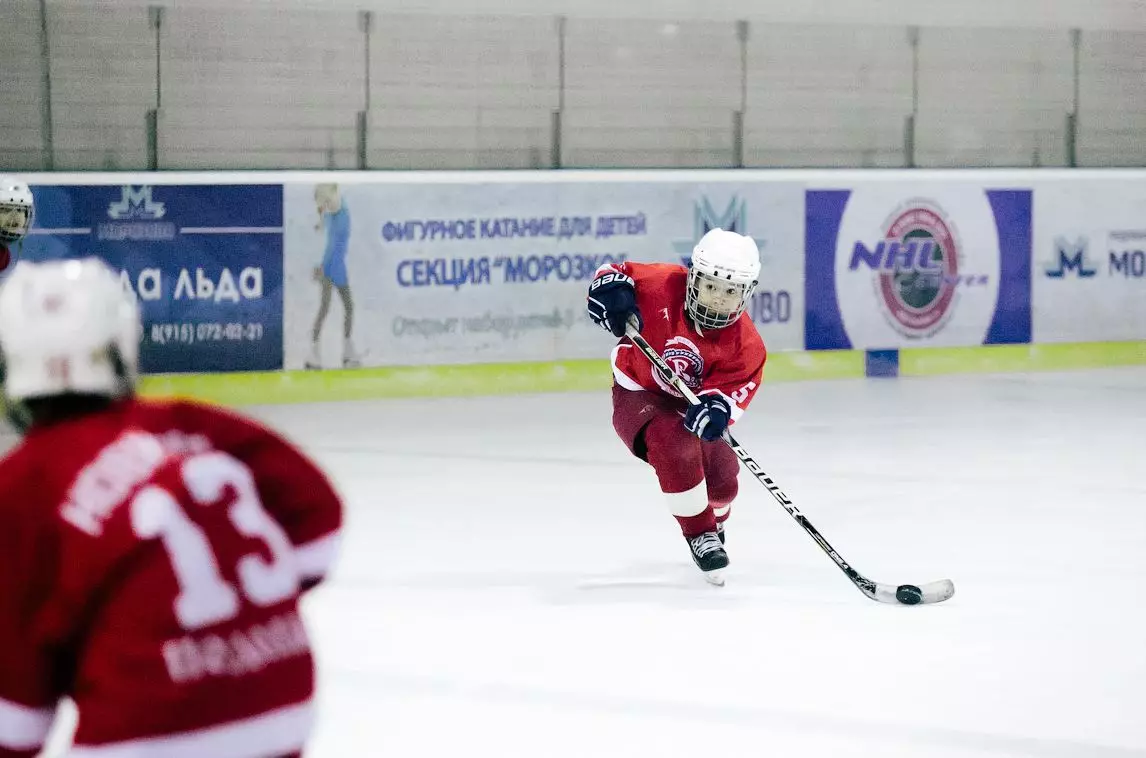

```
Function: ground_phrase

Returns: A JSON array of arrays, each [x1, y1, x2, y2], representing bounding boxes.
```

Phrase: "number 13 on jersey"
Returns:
[[131, 451, 300, 632]]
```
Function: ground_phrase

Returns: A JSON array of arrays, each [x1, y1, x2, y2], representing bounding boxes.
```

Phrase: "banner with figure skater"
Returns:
[[298, 183, 361, 369], [283, 178, 803, 369]]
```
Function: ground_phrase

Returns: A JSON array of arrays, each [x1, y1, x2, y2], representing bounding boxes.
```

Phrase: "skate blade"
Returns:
[[702, 570, 725, 587]]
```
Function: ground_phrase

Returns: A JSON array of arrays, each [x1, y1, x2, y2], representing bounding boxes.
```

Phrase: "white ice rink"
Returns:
[[40, 367, 1146, 757], [272, 366, 1146, 758]]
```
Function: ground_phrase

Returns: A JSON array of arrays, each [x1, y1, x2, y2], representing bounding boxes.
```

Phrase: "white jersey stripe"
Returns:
[[0, 696, 54, 751], [295, 531, 341, 581], [610, 344, 644, 392], [69, 701, 312, 758]]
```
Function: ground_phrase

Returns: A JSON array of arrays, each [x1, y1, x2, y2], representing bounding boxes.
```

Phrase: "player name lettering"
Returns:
[[162, 610, 310, 684], [60, 430, 213, 537]]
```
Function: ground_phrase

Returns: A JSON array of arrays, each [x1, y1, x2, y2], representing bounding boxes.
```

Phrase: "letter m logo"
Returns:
[[108, 186, 166, 220], [1045, 237, 1096, 278]]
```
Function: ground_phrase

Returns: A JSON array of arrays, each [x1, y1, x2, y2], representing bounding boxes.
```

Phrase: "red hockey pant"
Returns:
[[611, 385, 739, 536]]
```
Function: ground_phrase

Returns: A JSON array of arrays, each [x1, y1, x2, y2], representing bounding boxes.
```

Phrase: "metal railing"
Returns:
[[7, 3, 1143, 172]]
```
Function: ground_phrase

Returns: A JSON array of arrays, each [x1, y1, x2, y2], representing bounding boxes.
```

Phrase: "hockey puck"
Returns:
[[896, 584, 923, 605]]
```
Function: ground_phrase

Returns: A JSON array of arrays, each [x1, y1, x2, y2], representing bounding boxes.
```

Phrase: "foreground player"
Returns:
[[587, 229, 766, 584], [0, 176, 34, 277], [0, 259, 343, 757], [306, 182, 361, 369]]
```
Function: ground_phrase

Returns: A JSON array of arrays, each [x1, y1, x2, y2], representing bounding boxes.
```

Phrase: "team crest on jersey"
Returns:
[[656, 336, 704, 396]]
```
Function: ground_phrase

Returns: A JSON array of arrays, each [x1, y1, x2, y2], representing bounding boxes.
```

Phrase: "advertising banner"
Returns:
[[1034, 178, 1146, 343], [282, 180, 805, 369], [22, 183, 284, 373], [805, 184, 1031, 350]]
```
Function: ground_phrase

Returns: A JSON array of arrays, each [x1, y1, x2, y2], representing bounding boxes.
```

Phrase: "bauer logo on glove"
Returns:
[[586, 269, 642, 338]]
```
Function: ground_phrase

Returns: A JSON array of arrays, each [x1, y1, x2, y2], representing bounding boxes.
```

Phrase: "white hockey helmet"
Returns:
[[686, 228, 761, 330], [0, 258, 141, 404], [0, 176, 34, 244]]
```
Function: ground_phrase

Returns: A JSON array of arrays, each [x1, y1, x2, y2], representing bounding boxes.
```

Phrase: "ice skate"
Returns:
[[304, 343, 322, 370], [687, 531, 729, 586], [342, 338, 361, 369]]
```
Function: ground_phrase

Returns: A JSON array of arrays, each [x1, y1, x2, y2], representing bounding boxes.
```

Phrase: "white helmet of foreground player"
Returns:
[[686, 228, 761, 330], [0, 258, 141, 423], [0, 176, 34, 244]]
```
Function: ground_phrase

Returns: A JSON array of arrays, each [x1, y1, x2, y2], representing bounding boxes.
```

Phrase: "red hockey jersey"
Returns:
[[0, 397, 343, 758], [600, 261, 767, 421]]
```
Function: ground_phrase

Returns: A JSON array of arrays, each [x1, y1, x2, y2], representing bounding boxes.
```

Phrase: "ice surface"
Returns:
[[41, 367, 1146, 757]]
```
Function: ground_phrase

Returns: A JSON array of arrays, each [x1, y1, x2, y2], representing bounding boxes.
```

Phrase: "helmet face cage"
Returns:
[[0, 201, 32, 244], [686, 266, 757, 330]]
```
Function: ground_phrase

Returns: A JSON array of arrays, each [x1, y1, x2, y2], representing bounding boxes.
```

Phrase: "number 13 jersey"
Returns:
[[0, 397, 343, 758]]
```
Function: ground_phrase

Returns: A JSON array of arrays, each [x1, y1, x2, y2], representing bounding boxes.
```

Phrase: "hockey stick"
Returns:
[[624, 320, 955, 605]]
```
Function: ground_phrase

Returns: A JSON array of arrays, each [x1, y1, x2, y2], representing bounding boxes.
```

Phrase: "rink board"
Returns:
[[15, 168, 1146, 406], [138, 341, 1146, 406]]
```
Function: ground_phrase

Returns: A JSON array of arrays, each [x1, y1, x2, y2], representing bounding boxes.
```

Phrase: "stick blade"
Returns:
[[870, 579, 955, 605]]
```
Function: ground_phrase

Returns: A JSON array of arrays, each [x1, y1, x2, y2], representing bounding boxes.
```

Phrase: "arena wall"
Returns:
[[17, 169, 1146, 404]]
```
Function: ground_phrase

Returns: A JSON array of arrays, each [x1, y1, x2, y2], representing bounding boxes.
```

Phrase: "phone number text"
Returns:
[[149, 322, 266, 346]]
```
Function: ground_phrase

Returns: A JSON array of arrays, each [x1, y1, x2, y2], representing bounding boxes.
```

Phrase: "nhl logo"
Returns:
[[848, 201, 966, 339]]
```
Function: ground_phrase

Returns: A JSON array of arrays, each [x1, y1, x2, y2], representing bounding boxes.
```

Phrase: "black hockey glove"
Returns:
[[587, 270, 642, 338], [683, 394, 732, 442]]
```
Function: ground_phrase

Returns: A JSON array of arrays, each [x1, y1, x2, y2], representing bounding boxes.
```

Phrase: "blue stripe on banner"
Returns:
[[865, 349, 899, 378], [984, 190, 1033, 345], [804, 190, 853, 350]]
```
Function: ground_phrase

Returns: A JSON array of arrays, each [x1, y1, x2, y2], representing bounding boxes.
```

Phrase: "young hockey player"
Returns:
[[0, 176, 34, 278], [587, 228, 766, 585], [0, 258, 343, 758]]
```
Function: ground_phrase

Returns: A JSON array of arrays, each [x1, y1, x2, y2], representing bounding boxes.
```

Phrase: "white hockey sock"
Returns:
[[663, 481, 708, 517]]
